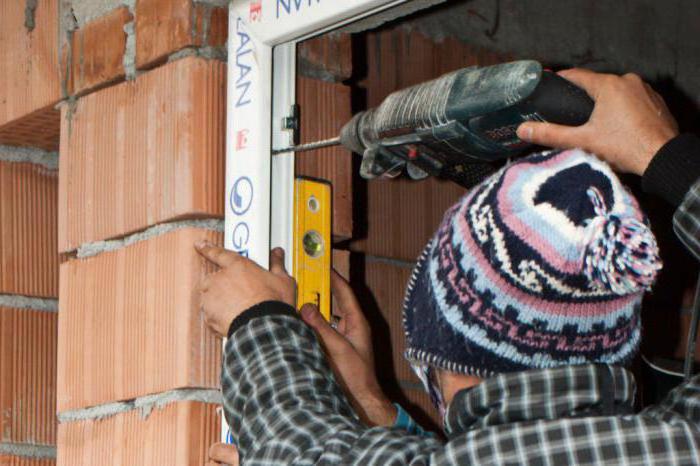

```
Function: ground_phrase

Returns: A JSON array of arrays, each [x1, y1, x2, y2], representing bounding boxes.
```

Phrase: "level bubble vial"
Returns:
[[303, 230, 324, 258], [307, 196, 320, 213]]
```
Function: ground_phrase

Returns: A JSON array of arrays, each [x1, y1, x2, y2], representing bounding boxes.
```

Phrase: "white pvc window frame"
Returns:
[[224, 0, 414, 440]]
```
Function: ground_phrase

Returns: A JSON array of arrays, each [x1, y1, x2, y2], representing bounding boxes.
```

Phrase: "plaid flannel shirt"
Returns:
[[222, 302, 700, 465], [674, 178, 700, 261]]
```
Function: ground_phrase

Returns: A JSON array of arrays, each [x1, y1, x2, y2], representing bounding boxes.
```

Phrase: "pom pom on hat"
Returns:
[[583, 187, 662, 295]]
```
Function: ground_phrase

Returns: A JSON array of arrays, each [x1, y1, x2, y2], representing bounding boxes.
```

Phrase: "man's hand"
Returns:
[[206, 443, 238, 466], [301, 271, 397, 427], [517, 68, 679, 175], [196, 243, 296, 337]]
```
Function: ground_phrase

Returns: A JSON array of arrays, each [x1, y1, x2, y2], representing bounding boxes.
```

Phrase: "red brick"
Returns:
[[331, 249, 351, 315], [70, 7, 132, 96], [57, 401, 219, 466], [0, 108, 60, 152], [298, 33, 353, 82], [0, 1, 61, 141], [58, 57, 225, 252], [0, 457, 55, 466], [194, 4, 229, 48], [0, 161, 59, 298], [57, 228, 222, 412], [296, 78, 353, 240], [352, 177, 466, 261], [333, 249, 350, 279], [0, 307, 58, 445], [361, 259, 419, 384], [135, 0, 228, 69]]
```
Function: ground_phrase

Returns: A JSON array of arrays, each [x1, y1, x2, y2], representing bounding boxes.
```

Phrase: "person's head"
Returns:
[[402, 149, 662, 417]]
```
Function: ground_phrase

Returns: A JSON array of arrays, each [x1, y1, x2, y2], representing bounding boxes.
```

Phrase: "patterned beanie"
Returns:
[[403, 149, 662, 381]]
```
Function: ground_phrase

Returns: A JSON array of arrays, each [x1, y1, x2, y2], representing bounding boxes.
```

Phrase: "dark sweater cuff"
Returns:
[[642, 134, 700, 207], [227, 301, 299, 338]]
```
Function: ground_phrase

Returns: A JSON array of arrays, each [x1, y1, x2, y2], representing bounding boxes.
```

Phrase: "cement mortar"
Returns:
[[0, 443, 56, 459], [72, 0, 219, 27], [167, 46, 228, 63], [0, 294, 58, 312], [70, 0, 135, 27], [364, 254, 415, 270], [194, 0, 229, 8], [57, 388, 222, 423], [0, 145, 58, 171], [135, 388, 223, 418], [298, 57, 341, 83], [24, 0, 38, 32], [76, 219, 225, 258], [123, 21, 136, 80]]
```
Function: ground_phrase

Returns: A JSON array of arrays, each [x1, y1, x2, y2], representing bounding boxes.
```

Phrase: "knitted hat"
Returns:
[[403, 149, 662, 379]]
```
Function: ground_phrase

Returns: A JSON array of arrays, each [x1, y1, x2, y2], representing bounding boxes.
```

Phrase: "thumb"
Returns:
[[301, 304, 346, 355], [517, 121, 588, 150], [209, 442, 239, 465], [269, 247, 290, 278]]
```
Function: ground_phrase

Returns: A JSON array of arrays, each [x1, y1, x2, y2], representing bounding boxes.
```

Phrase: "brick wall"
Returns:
[[0, 149, 59, 463], [0, 5, 61, 465], [54, 2, 227, 464]]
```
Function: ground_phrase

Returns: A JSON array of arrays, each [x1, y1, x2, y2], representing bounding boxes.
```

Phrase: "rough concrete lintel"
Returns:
[[0, 442, 57, 459], [0, 294, 58, 312], [57, 388, 223, 423], [0, 145, 59, 171], [338, 0, 447, 34], [76, 218, 225, 258]]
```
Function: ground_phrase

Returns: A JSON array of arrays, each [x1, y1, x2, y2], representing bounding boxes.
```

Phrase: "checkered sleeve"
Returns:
[[221, 302, 443, 465], [674, 179, 700, 262], [642, 372, 700, 425]]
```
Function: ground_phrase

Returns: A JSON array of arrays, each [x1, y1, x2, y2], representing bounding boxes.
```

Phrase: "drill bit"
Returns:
[[272, 136, 341, 155]]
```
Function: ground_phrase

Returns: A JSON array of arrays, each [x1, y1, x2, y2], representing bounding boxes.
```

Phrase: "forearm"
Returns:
[[221, 301, 441, 464], [641, 134, 700, 261], [642, 134, 700, 207]]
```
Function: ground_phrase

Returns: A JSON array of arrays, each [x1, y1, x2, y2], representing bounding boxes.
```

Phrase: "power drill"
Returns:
[[274, 60, 594, 188]]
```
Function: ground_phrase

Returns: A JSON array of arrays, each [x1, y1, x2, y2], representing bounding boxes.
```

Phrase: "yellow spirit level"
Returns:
[[293, 177, 332, 321]]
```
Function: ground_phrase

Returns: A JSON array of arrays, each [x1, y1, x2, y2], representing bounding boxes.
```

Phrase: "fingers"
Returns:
[[195, 241, 241, 268], [269, 248, 290, 278], [301, 303, 347, 355], [517, 121, 588, 150], [331, 271, 363, 320], [557, 68, 608, 99], [199, 275, 211, 293], [209, 443, 239, 465]]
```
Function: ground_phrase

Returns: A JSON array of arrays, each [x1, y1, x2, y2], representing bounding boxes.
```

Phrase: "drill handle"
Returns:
[[528, 70, 595, 126]]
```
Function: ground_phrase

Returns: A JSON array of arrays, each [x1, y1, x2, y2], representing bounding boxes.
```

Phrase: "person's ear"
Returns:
[[438, 370, 481, 405]]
